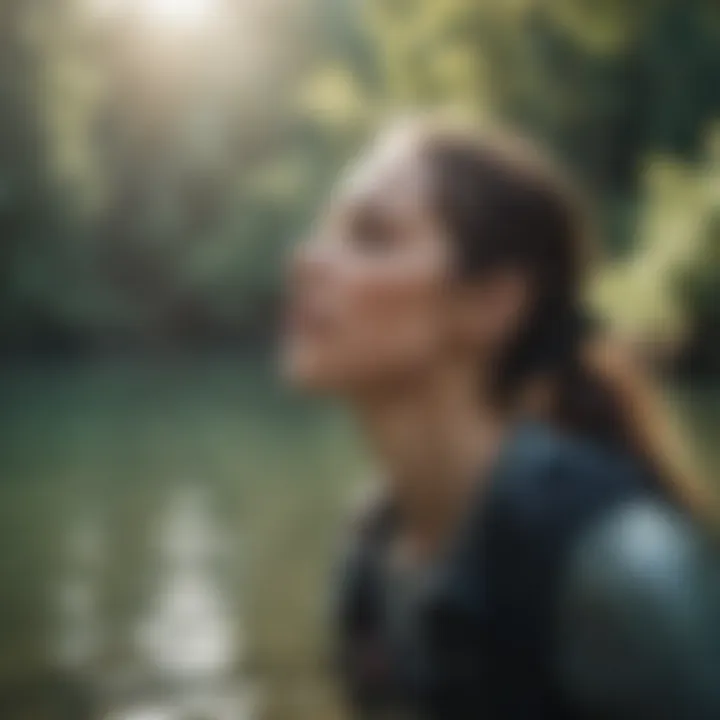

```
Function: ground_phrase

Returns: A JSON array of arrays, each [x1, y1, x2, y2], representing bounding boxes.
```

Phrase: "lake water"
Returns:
[[0, 357, 717, 720]]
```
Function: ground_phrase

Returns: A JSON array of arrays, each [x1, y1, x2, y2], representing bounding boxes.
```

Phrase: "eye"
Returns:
[[349, 204, 397, 252]]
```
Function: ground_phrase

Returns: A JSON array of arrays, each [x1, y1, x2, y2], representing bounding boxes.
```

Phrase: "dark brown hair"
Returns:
[[413, 119, 711, 517]]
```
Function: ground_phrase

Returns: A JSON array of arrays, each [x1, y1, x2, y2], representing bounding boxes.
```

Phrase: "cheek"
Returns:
[[336, 256, 449, 379], [283, 254, 448, 392]]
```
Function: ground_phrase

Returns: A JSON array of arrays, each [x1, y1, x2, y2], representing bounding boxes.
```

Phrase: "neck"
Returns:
[[353, 364, 507, 557]]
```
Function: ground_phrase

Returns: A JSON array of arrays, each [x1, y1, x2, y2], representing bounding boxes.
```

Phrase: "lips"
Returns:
[[285, 296, 336, 338]]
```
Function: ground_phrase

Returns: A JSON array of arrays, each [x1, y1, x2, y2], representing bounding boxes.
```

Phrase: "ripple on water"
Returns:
[[55, 484, 257, 720]]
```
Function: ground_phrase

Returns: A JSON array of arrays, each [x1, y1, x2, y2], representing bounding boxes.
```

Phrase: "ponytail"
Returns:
[[418, 118, 713, 520]]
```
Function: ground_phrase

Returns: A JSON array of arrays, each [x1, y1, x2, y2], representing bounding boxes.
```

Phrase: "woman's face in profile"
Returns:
[[282, 132, 459, 395]]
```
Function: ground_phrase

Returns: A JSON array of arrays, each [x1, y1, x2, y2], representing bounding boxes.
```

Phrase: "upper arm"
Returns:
[[556, 500, 720, 720]]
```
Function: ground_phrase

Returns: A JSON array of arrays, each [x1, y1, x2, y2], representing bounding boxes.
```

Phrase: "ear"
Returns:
[[454, 270, 532, 352]]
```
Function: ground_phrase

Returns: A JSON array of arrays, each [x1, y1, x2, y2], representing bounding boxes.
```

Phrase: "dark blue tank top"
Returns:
[[335, 422, 657, 718]]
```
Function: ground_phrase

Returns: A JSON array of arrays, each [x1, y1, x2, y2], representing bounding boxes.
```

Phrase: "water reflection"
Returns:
[[1, 362, 716, 720], [55, 485, 256, 720], [55, 511, 106, 673]]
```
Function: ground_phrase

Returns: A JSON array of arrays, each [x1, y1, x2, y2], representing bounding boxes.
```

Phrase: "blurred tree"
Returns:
[[674, 126, 720, 374], [0, 0, 83, 352], [0, 0, 717, 369]]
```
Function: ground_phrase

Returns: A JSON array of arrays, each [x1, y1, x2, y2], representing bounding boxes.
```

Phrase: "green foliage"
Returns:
[[593, 152, 711, 334], [674, 131, 720, 371]]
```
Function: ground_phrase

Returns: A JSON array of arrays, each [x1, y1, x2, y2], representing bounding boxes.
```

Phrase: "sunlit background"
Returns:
[[0, 0, 718, 718]]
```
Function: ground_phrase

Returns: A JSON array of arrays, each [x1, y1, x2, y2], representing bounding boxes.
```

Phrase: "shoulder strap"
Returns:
[[334, 496, 395, 711]]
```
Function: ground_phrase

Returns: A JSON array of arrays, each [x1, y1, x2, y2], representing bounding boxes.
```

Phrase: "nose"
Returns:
[[288, 233, 335, 290]]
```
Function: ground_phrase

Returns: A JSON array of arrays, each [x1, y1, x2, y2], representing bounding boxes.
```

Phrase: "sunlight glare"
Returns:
[[140, 0, 219, 30], [88, 0, 222, 32]]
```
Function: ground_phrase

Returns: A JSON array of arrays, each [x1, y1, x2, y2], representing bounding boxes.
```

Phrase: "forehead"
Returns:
[[336, 130, 432, 214]]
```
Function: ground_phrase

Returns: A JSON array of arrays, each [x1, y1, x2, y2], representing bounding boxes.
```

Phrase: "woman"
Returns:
[[282, 118, 719, 719]]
